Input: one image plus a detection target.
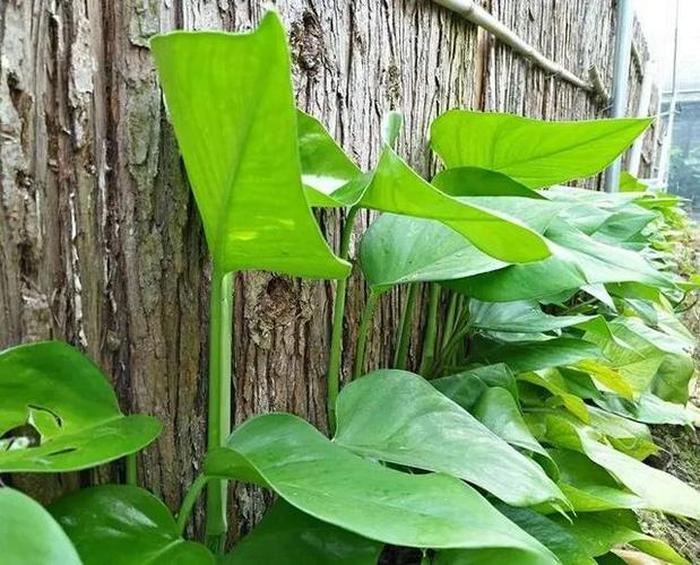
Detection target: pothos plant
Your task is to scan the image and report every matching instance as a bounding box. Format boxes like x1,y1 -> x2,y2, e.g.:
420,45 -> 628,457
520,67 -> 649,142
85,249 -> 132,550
2,10 -> 699,565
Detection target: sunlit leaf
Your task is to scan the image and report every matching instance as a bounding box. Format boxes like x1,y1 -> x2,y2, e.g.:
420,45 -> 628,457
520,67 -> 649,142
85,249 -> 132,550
150,12 -> 350,278
431,111 -> 651,188
0,341 -> 161,473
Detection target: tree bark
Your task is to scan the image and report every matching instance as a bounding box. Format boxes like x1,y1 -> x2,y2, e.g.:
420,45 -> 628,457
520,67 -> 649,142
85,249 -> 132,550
0,0 -> 655,539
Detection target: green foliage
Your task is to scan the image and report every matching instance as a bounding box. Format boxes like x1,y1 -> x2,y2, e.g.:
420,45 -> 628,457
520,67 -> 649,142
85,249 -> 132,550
50,485 -> 214,564
0,341 -> 161,472
1,487 -> 81,564
3,9 -> 700,565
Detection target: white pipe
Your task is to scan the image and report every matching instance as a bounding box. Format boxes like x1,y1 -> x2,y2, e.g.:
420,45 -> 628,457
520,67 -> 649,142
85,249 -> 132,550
432,0 -> 592,91
657,0 -> 680,187
628,61 -> 654,176
604,0 -> 635,193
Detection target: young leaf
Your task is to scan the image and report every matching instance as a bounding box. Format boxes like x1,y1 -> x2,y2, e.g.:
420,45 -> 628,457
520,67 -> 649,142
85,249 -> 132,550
224,500 -> 383,564
150,12 -> 349,279
1,487 -> 81,565
430,111 -> 651,188
0,341 -> 161,473
50,485 -> 214,564
334,370 -> 565,507
204,413 -> 557,562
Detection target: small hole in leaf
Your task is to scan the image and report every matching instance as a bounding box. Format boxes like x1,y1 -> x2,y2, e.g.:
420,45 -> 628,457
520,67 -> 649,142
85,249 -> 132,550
46,447 -> 77,457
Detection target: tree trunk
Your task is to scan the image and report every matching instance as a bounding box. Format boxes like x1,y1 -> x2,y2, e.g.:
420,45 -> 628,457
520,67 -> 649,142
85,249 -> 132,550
0,0 -> 655,539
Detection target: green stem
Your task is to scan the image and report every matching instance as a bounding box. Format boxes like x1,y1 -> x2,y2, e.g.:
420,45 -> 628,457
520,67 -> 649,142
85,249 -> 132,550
204,267 -> 234,553
353,291 -> 379,380
125,454 -> 137,485
177,474 -> 209,535
393,283 -> 417,369
419,284 -> 441,376
441,292 -> 458,351
327,206 -> 360,433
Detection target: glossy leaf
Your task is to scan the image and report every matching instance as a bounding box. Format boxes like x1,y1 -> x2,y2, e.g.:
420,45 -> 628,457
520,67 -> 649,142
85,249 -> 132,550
431,110 -> 651,188
335,370 -> 564,506
594,392 -> 696,426
225,500 -> 383,564
150,13 -> 350,278
359,214 -> 506,292
204,413 -> 556,561
50,485 -> 213,565
1,487 -> 81,565
0,341 -> 161,473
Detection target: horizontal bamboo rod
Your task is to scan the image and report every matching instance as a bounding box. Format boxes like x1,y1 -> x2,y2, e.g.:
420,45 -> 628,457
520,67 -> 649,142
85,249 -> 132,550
432,0 -> 593,91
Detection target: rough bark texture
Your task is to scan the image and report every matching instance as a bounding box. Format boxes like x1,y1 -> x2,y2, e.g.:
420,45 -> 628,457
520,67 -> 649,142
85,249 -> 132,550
0,0 -> 659,540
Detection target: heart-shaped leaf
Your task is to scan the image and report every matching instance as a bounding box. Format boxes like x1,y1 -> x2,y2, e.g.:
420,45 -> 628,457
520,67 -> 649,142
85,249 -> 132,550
335,370 -> 564,507
1,487 -> 81,564
204,413 -> 557,561
150,12 -> 349,279
431,111 -> 651,188
50,485 -> 214,565
0,341 -> 161,473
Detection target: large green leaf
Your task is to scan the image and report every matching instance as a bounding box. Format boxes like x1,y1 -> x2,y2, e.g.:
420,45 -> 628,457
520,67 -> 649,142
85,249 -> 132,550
204,413 -> 557,561
335,370 -> 564,507
431,111 -> 651,188
225,500 -> 382,564
299,111 -> 551,263
150,12 -> 349,278
594,391 -> 696,426
359,214 -> 506,293
1,487 -> 81,565
550,510 -> 688,564
544,415 -> 700,518
432,364 -> 518,411
0,341 -> 161,473
50,485 -> 213,565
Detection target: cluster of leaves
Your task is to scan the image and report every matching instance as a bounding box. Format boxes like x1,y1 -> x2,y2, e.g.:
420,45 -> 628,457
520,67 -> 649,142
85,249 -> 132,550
2,11 -> 699,565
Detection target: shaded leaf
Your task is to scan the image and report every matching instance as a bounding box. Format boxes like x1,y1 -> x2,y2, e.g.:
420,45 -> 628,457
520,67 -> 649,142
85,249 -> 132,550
50,485 -> 213,564
225,500 -> 382,564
